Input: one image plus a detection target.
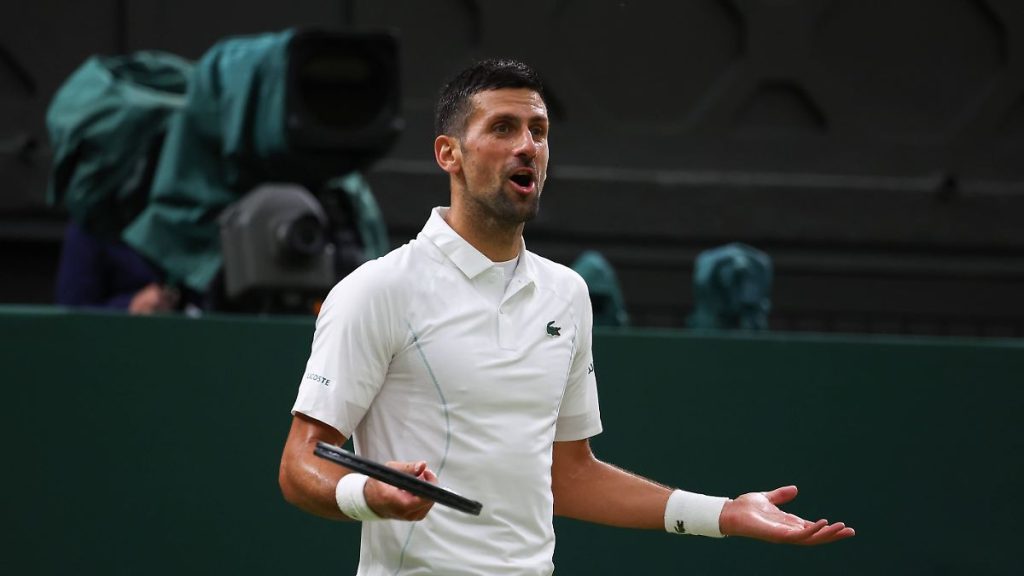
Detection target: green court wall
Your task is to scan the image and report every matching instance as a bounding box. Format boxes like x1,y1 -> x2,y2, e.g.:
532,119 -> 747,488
1,307 -> 1021,575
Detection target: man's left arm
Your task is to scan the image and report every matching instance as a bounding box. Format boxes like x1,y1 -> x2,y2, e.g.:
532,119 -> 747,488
551,439 -> 855,545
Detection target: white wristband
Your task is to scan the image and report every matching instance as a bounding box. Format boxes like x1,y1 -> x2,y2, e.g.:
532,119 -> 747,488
664,489 -> 729,538
335,473 -> 383,521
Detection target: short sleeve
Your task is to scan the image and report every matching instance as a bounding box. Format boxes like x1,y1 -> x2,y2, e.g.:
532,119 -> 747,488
554,276 -> 603,441
291,262 -> 404,437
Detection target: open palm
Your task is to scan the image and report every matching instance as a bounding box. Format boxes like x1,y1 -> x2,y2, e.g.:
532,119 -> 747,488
720,485 -> 855,545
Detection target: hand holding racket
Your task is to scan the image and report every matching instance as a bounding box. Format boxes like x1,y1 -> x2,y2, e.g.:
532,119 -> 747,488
314,441 -> 483,516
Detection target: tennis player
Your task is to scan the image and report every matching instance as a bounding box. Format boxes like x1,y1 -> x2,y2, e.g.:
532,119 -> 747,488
279,58 -> 854,575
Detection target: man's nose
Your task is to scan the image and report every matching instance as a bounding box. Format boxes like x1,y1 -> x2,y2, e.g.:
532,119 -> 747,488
513,127 -> 538,159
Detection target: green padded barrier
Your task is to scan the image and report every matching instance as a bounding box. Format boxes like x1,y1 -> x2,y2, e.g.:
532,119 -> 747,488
1,308 -> 1021,575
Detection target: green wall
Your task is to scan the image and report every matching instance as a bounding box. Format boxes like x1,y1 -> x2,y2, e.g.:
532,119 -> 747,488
2,307 -> 1022,574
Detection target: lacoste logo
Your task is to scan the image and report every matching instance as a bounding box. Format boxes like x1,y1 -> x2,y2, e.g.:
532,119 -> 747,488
546,321 -> 561,337
674,520 -> 686,534
587,363 -> 594,375
306,373 -> 331,386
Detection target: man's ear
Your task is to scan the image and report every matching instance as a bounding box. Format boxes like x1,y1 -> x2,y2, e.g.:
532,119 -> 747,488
434,135 -> 461,175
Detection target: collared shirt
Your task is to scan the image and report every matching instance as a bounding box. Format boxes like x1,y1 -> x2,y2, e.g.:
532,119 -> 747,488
292,207 -> 602,576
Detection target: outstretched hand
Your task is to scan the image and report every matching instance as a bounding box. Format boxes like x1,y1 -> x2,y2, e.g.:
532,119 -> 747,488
719,485 -> 855,545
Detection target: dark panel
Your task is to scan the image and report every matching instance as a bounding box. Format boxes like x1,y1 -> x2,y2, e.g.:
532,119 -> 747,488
123,0 -> 348,58
0,237 -> 63,304
366,163 -> 1024,334
731,80 -> 828,137
369,162 -> 1024,250
0,0 -> 120,211
0,1 -> 120,125
552,0 -> 743,131
964,87 -> 1024,180
813,0 -> 1005,138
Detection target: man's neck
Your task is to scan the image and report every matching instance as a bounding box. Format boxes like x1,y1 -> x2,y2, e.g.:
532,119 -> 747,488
442,207 -> 524,262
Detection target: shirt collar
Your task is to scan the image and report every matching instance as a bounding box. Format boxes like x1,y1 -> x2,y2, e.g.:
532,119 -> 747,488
419,207 -> 536,288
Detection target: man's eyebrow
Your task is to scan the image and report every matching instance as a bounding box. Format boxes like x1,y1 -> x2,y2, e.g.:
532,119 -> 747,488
486,112 -> 549,124
486,113 -> 521,124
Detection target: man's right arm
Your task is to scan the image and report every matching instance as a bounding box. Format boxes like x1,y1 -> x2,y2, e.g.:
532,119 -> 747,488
278,412 -> 437,521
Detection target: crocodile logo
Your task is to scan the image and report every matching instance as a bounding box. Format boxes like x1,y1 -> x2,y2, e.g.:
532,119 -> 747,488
546,321 -> 561,337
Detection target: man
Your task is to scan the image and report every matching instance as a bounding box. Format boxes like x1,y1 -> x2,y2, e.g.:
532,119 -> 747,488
279,59 -> 854,575
55,220 -> 180,314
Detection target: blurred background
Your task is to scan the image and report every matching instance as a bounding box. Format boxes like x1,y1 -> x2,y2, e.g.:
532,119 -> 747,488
3,0 -> 1022,335
2,2 -> 1024,575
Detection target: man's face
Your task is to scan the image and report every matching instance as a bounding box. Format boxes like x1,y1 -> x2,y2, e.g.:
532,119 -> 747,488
454,88 -> 549,225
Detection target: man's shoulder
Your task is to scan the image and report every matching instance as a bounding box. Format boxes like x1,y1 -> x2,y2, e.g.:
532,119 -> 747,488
326,241 -> 424,299
524,250 -> 588,293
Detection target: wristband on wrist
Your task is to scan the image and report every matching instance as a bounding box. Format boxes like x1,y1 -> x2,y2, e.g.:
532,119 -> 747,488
335,473 -> 383,521
664,489 -> 729,538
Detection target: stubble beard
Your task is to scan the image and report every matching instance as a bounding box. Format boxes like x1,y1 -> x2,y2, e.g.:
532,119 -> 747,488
494,184 -> 541,224
469,178 -> 542,228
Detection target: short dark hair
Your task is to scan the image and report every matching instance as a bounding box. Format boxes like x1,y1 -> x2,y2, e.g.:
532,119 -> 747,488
434,58 -> 546,137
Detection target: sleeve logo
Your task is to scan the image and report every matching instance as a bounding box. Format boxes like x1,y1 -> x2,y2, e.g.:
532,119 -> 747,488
305,373 -> 331,386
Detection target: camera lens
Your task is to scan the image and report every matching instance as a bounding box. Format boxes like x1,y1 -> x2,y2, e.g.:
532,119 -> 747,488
277,214 -> 326,259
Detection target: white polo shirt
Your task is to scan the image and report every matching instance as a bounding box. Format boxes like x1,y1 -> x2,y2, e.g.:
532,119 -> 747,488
292,207 -> 603,576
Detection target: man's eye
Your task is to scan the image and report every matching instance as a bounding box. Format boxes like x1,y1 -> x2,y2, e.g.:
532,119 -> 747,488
494,123 -> 510,134
531,126 -> 546,137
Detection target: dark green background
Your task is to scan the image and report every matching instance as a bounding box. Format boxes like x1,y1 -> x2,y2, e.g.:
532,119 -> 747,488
2,307 -> 1021,574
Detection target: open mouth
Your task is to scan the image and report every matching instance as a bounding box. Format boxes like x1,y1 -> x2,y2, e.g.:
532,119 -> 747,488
509,173 -> 533,187
508,168 -> 537,194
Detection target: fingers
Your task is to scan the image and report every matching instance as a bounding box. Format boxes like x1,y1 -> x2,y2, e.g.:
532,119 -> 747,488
366,476 -> 435,521
812,523 -> 855,544
835,526 -> 856,540
392,491 -> 434,521
801,522 -> 855,545
419,467 -> 438,483
158,286 -> 180,310
782,518 -> 827,543
783,520 -> 856,546
367,460 -> 438,521
392,460 -> 426,477
764,485 -> 799,506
